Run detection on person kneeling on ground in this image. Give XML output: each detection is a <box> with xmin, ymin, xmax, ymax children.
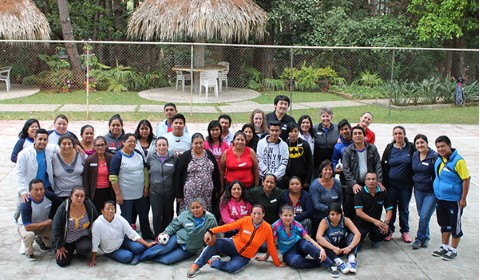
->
<box><xmin>317</xmin><ymin>203</ymin><xmax>361</xmax><ymax>275</ymax></box>
<box><xmin>89</xmin><ymin>201</ymin><xmax>156</xmax><ymax>266</ymax></box>
<box><xmin>139</xmin><ymin>198</ymin><xmax>217</xmax><ymax>264</ymax></box>
<box><xmin>187</xmin><ymin>204</ymin><xmax>285</xmax><ymax>278</ymax></box>
<box><xmin>18</xmin><ymin>179</ymin><xmax>61</xmax><ymax>261</ymax></box>
<box><xmin>353</xmin><ymin>172</ymin><xmax>392</xmax><ymax>249</ymax></box>
<box><xmin>257</xmin><ymin>205</ymin><xmax>338</xmax><ymax>278</ymax></box>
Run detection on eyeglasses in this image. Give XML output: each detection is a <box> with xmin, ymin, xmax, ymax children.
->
<box><xmin>94</xmin><ymin>144</ymin><xmax>106</xmax><ymax>147</ymax></box>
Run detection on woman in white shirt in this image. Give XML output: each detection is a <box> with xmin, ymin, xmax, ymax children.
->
<box><xmin>89</xmin><ymin>201</ymin><xmax>156</xmax><ymax>266</ymax></box>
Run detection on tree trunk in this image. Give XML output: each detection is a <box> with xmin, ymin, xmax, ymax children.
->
<box><xmin>253</xmin><ymin>23</ymin><xmax>274</xmax><ymax>79</ymax></box>
<box><xmin>57</xmin><ymin>0</ymin><xmax>83</xmax><ymax>88</ymax></box>
<box><xmin>105</xmin><ymin>0</ymin><xmax>115</xmax><ymax>66</ymax></box>
<box><xmin>451</xmin><ymin>36</ymin><xmax>465</xmax><ymax>80</ymax></box>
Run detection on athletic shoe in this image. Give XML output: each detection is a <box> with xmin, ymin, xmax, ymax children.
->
<box><xmin>19</xmin><ymin>241</ymin><xmax>25</xmax><ymax>255</ymax></box>
<box><xmin>402</xmin><ymin>232</ymin><xmax>412</xmax><ymax>243</ymax></box>
<box><xmin>384</xmin><ymin>232</ymin><xmax>393</xmax><ymax>242</ymax></box>
<box><xmin>35</xmin><ymin>237</ymin><xmax>51</xmax><ymax>252</ymax></box>
<box><xmin>349</xmin><ymin>262</ymin><xmax>357</xmax><ymax>274</ymax></box>
<box><xmin>338</xmin><ymin>262</ymin><xmax>349</xmax><ymax>274</ymax></box>
<box><xmin>330</xmin><ymin>266</ymin><xmax>339</xmax><ymax>278</ymax></box>
<box><xmin>207</xmin><ymin>255</ymin><xmax>221</xmax><ymax>266</ymax></box>
<box><xmin>442</xmin><ymin>250</ymin><xmax>457</xmax><ymax>261</ymax></box>
<box><xmin>26</xmin><ymin>254</ymin><xmax>36</xmax><ymax>261</ymax></box>
<box><xmin>412</xmin><ymin>241</ymin><xmax>422</xmax><ymax>250</ymax></box>
<box><xmin>187</xmin><ymin>264</ymin><xmax>200</xmax><ymax>278</ymax></box>
<box><xmin>422</xmin><ymin>240</ymin><xmax>429</xmax><ymax>248</ymax></box>
<box><xmin>432</xmin><ymin>247</ymin><xmax>449</xmax><ymax>257</ymax></box>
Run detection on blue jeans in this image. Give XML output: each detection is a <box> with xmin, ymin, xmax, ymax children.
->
<box><xmin>195</xmin><ymin>238</ymin><xmax>250</xmax><ymax>273</ymax></box>
<box><xmin>139</xmin><ymin>235</ymin><xmax>193</xmax><ymax>264</ymax></box>
<box><xmin>106</xmin><ymin>237</ymin><xmax>147</xmax><ymax>263</ymax></box>
<box><xmin>283</xmin><ymin>239</ymin><xmax>333</xmax><ymax>269</ymax></box>
<box><xmin>387</xmin><ymin>182</ymin><xmax>413</xmax><ymax>233</ymax></box>
<box><xmin>120</xmin><ymin>196</ymin><xmax>154</xmax><ymax>239</ymax></box>
<box><xmin>414</xmin><ymin>189</ymin><xmax>436</xmax><ymax>243</ymax></box>
<box><xmin>323</xmin><ymin>233</ymin><xmax>358</xmax><ymax>260</ymax></box>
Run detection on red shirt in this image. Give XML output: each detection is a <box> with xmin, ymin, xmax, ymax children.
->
<box><xmin>225</xmin><ymin>146</ymin><xmax>254</xmax><ymax>187</ymax></box>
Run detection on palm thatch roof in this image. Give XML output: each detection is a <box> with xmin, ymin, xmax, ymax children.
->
<box><xmin>127</xmin><ymin>0</ymin><xmax>267</xmax><ymax>42</ymax></box>
<box><xmin>0</xmin><ymin>0</ymin><xmax>50</xmax><ymax>40</ymax></box>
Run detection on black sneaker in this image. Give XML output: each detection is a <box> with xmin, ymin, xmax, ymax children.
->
<box><xmin>432</xmin><ymin>247</ymin><xmax>449</xmax><ymax>257</ymax></box>
<box><xmin>35</xmin><ymin>237</ymin><xmax>51</xmax><ymax>252</ymax></box>
<box><xmin>442</xmin><ymin>250</ymin><xmax>457</xmax><ymax>261</ymax></box>
<box><xmin>330</xmin><ymin>266</ymin><xmax>340</xmax><ymax>278</ymax></box>
<box><xmin>26</xmin><ymin>254</ymin><xmax>36</xmax><ymax>261</ymax></box>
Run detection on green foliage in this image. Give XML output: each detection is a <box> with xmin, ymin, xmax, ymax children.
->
<box><xmin>262</xmin><ymin>78</ymin><xmax>285</xmax><ymax>91</ymax></box>
<box><xmin>464</xmin><ymin>81</ymin><xmax>480</xmax><ymax>101</ymax></box>
<box><xmin>408</xmin><ymin>0</ymin><xmax>479</xmax><ymax>41</ymax></box>
<box><xmin>354</xmin><ymin>71</ymin><xmax>383</xmax><ymax>87</ymax></box>
<box><xmin>280</xmin><ymin>63</ymin><xmax>341</xmax><ymax>92</ymax></box>
<box><xmin>38</xmin><ymin>54</ymin><xmax>70</xmax><ymax>70</ymax></box>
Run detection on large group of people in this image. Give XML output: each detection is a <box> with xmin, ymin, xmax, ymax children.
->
<box><xmin>12</xmin><ymin>97</ymin><xmax>471</xmax><ymax>278</ymax></box>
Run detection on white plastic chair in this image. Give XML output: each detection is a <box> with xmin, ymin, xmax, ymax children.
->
<box><xmin>217</xmin><ymin>62</ymin><xmax>229</xmax><ymax>91</ymax></box>
<box><xmin>0</xmin><ymin>66</ymin><xmax>12</xmax><ymax>91</ymax></box>
<box><xmin>199</xmin><ymin>70</ymin><xmax>219</xmax><ymax>99</ymax></box>
<box><xmin>175</xmin><ymin>70</ymin><xmax>191</xmax><ymax>91</ymax></box>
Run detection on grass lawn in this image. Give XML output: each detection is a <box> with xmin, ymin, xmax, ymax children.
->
<box><xmin>0</xmin><ymin>90</ymin><xmax>477</xmax><ymax>124</ymax></box>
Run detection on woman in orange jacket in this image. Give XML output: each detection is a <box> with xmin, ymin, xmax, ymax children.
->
<box><xmin>187</xmin><ymin>205</ymin><xmax>285</xmax><ymax>277</ymax></box>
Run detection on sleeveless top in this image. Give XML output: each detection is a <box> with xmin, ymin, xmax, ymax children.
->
<box><xmin>324</xmin><ymin>216</ymin><xmax>347</xmax><ymax>244</ymax></box>
<box><xmin>225</xmin><ymin>146</ymin><xmax>254</xmax><ymax>187</ymax></box>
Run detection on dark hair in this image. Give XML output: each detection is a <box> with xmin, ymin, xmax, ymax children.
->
<box><xmin>103</xmin><ymin>200</ymin><xmax>116</xmax><ymax>210</ymax></box>
<box><xmin>252</xmin><ymin>204</ymin><xmax>265</xmax><ymax>214</ymax></box>
<box><xmin>94</xmin><ymin>136</ymin><xmax>107</xmax><ymax>146</ymax></box>
<box><xmin>29</xmin><ymin>178</ymin><xmax>44</xmax><ymax>191</ymax></box>
<box><xmin>366</xmin><ymin>171</ymin><xmax>378</xmax><ymax>178</ymax></box>
<box><xmin>268</xmin><ymin>120</ymin><xmax>281</xmax><ymax>128</ymax></box>
<box><xmin>171</xmin><ymin>113</ymin><xmax>186</xmax><ymax>124</ymax></box>
<box><xmin>280</xmin><ymin>205</ymin><xmax>294</xmax><ymax>215</ymax></box>
<box><xmin>264</xmin><ymin>173</ymin><xmax>277</xmax><ymax>183</ymax></box>
<box><xmin>108</xmin><ymin>114</ymin><xmax>123</xmax><ymax>126</ymax></box>
<box><xmin>58</xmin><ymin>135</ymin><xmax>76</xmax><ymax>147</ymax></box>
<box><xmin>164</xmin><ymin>103</ymin><xmax>177</xmax><ymax>110</ymax></box>
<box><xmin>286</xmin><ymin>121</ymin><xmax>298</xmax><ymax>133</ymax></box>
<box><xmin>70</xmin><ymin>186</ymin><xmax>86</xmax><ymax>198</ymax></box>
<box><xmin>19</xmin><ymin>119</ymin><xmax>40</xmax><ymax>138</ymax></box>
<box><xmin>361</xmin><ymin>112</ymin><xmax>373</xmax><ymax>118</ymax></box>
<box><xmin>289</xmin><ymin>176</ymin><xmax>302</xmax><ymax>185</ymax></box>
<box><xmin>242</xmin><ymin>123</ymin><xmax>255</xmax><ymax>133</ymax></box>
<box><xmin>351</xmin><ymin>125</ymin><xmax>365</xmax><ymax>136</ymax></box>
<box><xmin>134</xmin><ymin>119</ymin><xmax>155</xmax><ymax>144</ymax></box>
<box><xmin>155</xmin><ymin>136</ymin><xmax>169</xmax><ymax>146</ymax></box>
<box><xmin>54</xmin><ymin>114</ymin><xmax>69</xmax><ymax>124</ymax></box>
<box><xmin>274</xmin><ymin>95</ymin><xmax>290</xmax><ymax>106</ymax></box>
<box><xmin>123</xmin><ymin>133</ymin><xmax>137</xmax><ymax>142</ymax></box>
<box><xmin>206</xmin><ymin>120</ymin><xmax>223</xmax><ymax>145</ymax></box>
<box><xmin>35</xmin><ymin>128</ymin><xmax>48</xmax><ymax>138</ymax></box>
<box><xmin>327</xmin><ymin>202</ymin><xmax>343</xmax><ymax>217</ymax></box>
<box><xmin>191</xmin><ymin>132</ymin><xmax>205</xmax><ymax>142</ymax></box>
<box><xmin>318</xmin><ymin>159</ymin><xmax>333</xmax><ymax>177</ymax></box>
<box><xmin>233</xmin><ymin>130</ymin><xmax>246</xmax><ymax>142</ymax></box>
<box><xmin>391</xmin><ymin>125</ymin><xmax>409</xmax><ymax>144</ymax></box>
<box><xmin>414</xmin><ymin>134</ymin><xmax>428</xmax><ymax>144</ymax></box>
<box><xmin>220</xmin><ymin>180</ymin><xmax>249</xmax><ymax>208</ymax></box>
<box><xmin>218</xmin><ymin>114</ymin><xmax>232</xmax><ymax>126</ymax></box>
<box><xmin>297</xmin><ymin>115</ymin><xmax>314</xmax><ymax>137</ymax></box>
<box><xmin>337</xmin><ymin>118</ymin><xmax>351</xmax><ymax>131</ymax></box>
<box><xmin>80</xmin><ymin>124</ymin><xmax>94</xmax><ymax>136</ymax></box>
<box><xmin>435</xmin><ymin>135</ymin><xmax>451</xmax><ymax>146</ymax></box>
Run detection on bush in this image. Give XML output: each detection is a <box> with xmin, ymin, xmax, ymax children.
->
<box><xmin>280</xmin><ymin>62</ymin><xmax>341</xmax><ymax>92</ymax></box>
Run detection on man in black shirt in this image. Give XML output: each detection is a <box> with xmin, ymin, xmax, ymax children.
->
<box><xmin>265</xmin><ymin>95</ymin><xmax>295</xmax><ymax>141</ymax></box>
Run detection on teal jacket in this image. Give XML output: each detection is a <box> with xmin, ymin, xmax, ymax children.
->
<box><xmin>164</xmin><ymin>210</ymin><xmax>217</xmax><ymax>254</ymax></box>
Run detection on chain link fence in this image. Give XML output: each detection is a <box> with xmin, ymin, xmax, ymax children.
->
<box><xmin>0</xmin><ymin>40</ymin><xmax>478</xmax><ymax>115</ymax></box>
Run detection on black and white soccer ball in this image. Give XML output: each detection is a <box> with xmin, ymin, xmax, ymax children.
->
<box><xmin>157</xmin><ymin>233</ymin><xmax>170</xmax><ymax>245</ymax></box>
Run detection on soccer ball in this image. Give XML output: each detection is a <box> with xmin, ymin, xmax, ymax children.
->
<box><xmin>157</xmin><ymin>233</ymin><xmax>170</xmax><ymax>245</ymax></box>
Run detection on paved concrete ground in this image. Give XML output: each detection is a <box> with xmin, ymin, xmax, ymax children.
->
<box><xmin>0</xmin><ymin>121</ymin><xmax>478</xmax><ymax>280</ymax></box>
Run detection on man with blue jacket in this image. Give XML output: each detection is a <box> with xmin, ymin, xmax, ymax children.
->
<box><xmin>431</xmin><ymin>136</ymin><xmax>470</xmax><ymax>261</ymax></box>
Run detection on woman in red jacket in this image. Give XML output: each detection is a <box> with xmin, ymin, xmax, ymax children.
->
<box><xmin>187</xmin><ymin>205</ymin><xmax>285</xmax><ymax>277</ymax></box>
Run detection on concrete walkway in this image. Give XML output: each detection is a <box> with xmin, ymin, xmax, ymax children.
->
<box><xmin>0</xmin><ymin>121</ymin><xmax>478</xmax><ymax>279</ymax></box>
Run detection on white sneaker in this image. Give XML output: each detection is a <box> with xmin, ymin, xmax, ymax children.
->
<box><xmin>19</xmin><ymin>241</ymin><xmax>25</xmax><ymax>255</ymax></box>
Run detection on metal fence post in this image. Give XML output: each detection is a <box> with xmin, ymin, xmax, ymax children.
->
<box><xmin>289</xmin><ymin>48</ymin><xmax>293</xmax><ymax>115</ymax></box>
<box><xmin>85</xmin><ymin>39</ymin><xmax>90</xmax><ymax>119</ymax></box>
<box><xmin>388</xmin><ymin>49</ymin><xmax>395</xmax><ymax>123</ymax></box>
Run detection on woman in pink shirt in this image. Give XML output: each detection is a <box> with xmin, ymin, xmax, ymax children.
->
<box><xmin>219</xmin><ymin>181</ymin><xmax>252</xmax><ymax>237</ymax></box>
<box><xmin>204</xmin><ymin>120</ymin><xmax>229</xmax><ymax>166</ymax></box>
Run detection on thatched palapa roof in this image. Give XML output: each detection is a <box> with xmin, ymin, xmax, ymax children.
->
<box><xmin>127</xmin><ymin>0</ymin><xmax>267</xmax><ymax>42</ymax></box>
<box><xmin>0</xmin><ymin>0</ymin><xmax>50</xmax><ymax>40</ymax></box>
